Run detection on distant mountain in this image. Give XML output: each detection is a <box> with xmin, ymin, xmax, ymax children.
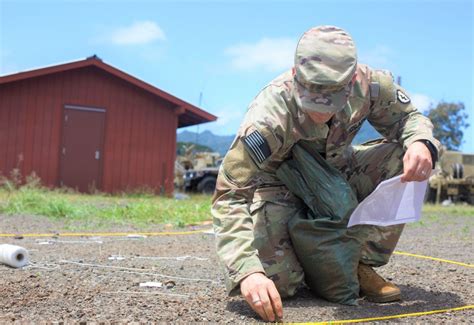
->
<box><xmin>177</xmin><ymin>123</ymin><xmax>382</xmax><ymax>157</ymax></box>
<box><xmin>177</xmin><ymin>130</ymin><xmax>235</xmax><ymax>156</ymax></box>
<box><xmin>176</xmin><ymin>142</ymin><xmax>213</xmax><ymax>155</ymax></box>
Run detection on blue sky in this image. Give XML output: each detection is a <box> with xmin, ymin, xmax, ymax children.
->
<box><xmin>1</xmin><ymin>0</ymin><xmax>473</xmax><ymax>151</ymax></box>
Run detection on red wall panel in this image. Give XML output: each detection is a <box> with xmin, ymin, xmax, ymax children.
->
<box><xmin>0</xmin><ymin>85</ymin><xmax>8</xmax><ymax>172</ymax></box>
<box><xmin>48</xmin><ymin>73</ymin><xmax>64</xmax><ymax>186</ymax></box>
<box><xmin>0</xmin><ymin>83</ymin><xmax>12</xmax><ymax>173</ymax></box>
<box><xmin>33</xmin><ymin>77</ymin><xmax>46</xmax><ymax>178</ymax></box>
<box><xmin>114</xmin><ymin>79</ymin><xmax>130</xmax><ymax>192</ymax></box>
<box><xmin>101</xmin><ymin>73</ymin><xmax>115</xmax><ymax>192</ymax></box>
<box><xmin>39</xmin><ymin>75</ymin><xmax>53</xmax><ymax>183</ymax></box>
<box><xmin>6</xmin><ymin>81</ymin><xmax>21</xmax><ymax>171</ymax></box>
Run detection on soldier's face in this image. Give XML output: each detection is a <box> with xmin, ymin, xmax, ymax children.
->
<box><xmin>306</xmin><ymin>111</ymin><xmax>335</xmax><ymax>124</ymax></box>
<box><xmin>305</xmin><ymin>73</ymin><xmax>357</xmax><ymax>124</ymax></box>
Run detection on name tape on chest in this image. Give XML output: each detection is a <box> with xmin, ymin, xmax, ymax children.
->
<box><xmin>396</xmin><ymin>89</ymin><xmax>411</xmax><ymax>104</ymax></box>
<box><xmin>243</xmin><ymin>130</ymin><xmax>271</xmax><ymax>164</ymax></box>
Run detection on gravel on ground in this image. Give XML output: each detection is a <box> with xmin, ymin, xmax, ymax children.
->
<box><xmin>0</xmin><ymin>212</ymin><xmax>472</xmax><ymax>323</ymax></box>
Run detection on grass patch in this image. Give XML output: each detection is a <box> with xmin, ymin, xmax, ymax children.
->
<box><xmin>0</xmin><ymin>182</ymin><xmax>212</xmax><ymax>229</ymax></box>
<box><xmin>422</xmin><ymin>204</ymin><xmax>474</xmax><ymax>216</ymax></box>
<box><xmin>1</xmin><ymin>171</ymin><xmax>472</xmax><ymax>231</ymax></box>
<box><xmin>408</xmin><ymin>203</ymin><xmax>474</xmax><ymax>228</ymax></box>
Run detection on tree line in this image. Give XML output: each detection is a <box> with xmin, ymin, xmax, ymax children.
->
<box><xmin>425</xmin><ymin>101</ymin><xmax>469</xmax><ymax>151</ymax></box>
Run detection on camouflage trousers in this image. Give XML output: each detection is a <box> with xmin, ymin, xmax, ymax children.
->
<box><xmin>250</xmin><ymin>141</ymin><xmax>405</xmax><ymax>297</ymax></box>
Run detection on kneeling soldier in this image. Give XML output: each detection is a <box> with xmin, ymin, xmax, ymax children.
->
<box><xmin>212</xmin><ymin>25</ymin><xmax>440</xmax><ymax>322</ymax></box>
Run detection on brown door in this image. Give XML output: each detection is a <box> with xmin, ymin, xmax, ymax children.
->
<box><xmin>59</xmin><ymin>105</ymin><xmax>106</xmax><ymax>192</ymax></box>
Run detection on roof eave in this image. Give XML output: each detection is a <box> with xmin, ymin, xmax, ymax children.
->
<box><xmin>0</xmin><ymin>57</ymin><xmax>217</xmax><ymax>125</ymax></box>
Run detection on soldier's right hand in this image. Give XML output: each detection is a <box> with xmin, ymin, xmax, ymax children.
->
<box><xmin>240</xmin><ymin>272</ymin><xmax>283</xmax><ymax>322</ymax></box>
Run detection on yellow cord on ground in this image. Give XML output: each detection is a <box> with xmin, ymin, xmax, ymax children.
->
<box><xmin>291</xmin><ymin>305</ymin><xmax>474</xmax><ymax>324</ymax></box>
<box><xmin>0</xmin><ymin>230</ymin><xmax>472</xmax><ymax>323</ymax></box>
<box><xmin>0</xmin><ymin>229</ymin><xmax>210</xmax><ymax>237</ymax></box>
<box><xmin>394</xmin><ymin>251</ymin><xmax>473</xmax><ymax>268</ymax></box>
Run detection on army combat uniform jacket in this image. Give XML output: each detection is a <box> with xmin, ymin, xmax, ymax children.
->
<box><xmin>211</xmin><ymin>64</ymin><xmax>441</xmax><ymax>294</ymax></box>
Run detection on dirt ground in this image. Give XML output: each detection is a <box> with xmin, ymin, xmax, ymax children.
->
<box><xmin>0</xmin><ymin>213</ymin><xmax>473</xmax><ymax>323</ymax></box>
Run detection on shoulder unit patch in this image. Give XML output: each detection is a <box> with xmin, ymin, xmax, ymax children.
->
<box><xmin>396</xmin><ymin>89</ymin><xmax>411</xmax><ymax>104</ymax></box>
<box><xmin>243</xmin><ymin>130</ymin><xmax>272</xmax><ymax>164</ymax></box>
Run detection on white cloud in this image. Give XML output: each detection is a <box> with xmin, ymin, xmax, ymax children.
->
<box><xmin>359</xmin><ymin>45</ymin><xmax>393</xmax><ymax>69</ymax></box>
<box><xmin>214</xmin><ymin>108</ymin><xmax>244</xmax><ymax>127</ymax></box>
<box><xmin>110</xmin><ymin>21</ymin><xmax>166</xmax><ymax>45</ymax></box>
<box><xmin>225</xmin><ymin>38</ymin><xmax>295</xmax><ymax>72</ymax></box>
<box><xmin>411</xmin><ymin>93</ymin><xmax>436</xmax><ymax>112</ymax></box>
<box><xmin>198</xmin><ymin>106</ymin><xmax>244</xmax><ymax>135</ymax></box>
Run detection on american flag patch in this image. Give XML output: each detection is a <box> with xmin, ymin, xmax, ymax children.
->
<box><xmin>243</xmin><ymin>130</ymin><xmax>271</xmax><ymax>164</ymax></box>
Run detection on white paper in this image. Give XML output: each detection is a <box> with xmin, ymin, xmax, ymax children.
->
<box><xmin>348</xmin><ymin>175</ymin><xmax>428</xmax><ymax>227</ymax></box>
<box><xmin>127</xmin><ymin>234</ymin><xmax>147</xmax><ymax>239</ymax></box>
<box><xmin>108</xmin><ymin>255</ymin><xmax>126</xmax><ymax>261</ymax></box>
<box><xmin>139</xmin><ymin>281</ymin><xmax>163</xmax><ymax>288</ymax></box>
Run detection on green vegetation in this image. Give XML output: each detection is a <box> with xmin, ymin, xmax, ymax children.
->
<box><xmin>422</xmin><ymin>204</ymin><xmax>474</xmax><ymax>217</ymax></box>
<box><xmin>409</xmin><ymin>204</ymin><xmax>474</xmax><ymax>233</ymax></box>
<box><xmin>425</xmin><ymin>101</ymin><xmax>469</xmax><ymax>150</ymax></box>
<box><xmin>177</xmin><ymin>130</ymin><xmax>235</xmax><ymax>156</ymax></box>
<box><xmin>1</xmin><ymin>171</ymin><xmax>473</xmax><ymax>232</ymax></box>
<box><xmin>0</xmin><ymin>172</ymin><xmax>212</xmax><ymax>230</ymax></box>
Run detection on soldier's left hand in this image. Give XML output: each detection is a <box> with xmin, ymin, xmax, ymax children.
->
<box><xmin>401</xmin><ymin>141</ymin><xmax>433</xmax><ymax>182</ymax></box>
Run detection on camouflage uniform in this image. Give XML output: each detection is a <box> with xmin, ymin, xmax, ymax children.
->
<box><xmin>211</xmin><ymin>26</ymin><xmax>441</xmax><ymax>297</ymax></box>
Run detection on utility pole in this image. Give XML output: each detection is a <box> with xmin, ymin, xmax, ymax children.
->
<box><xmin>195</xmin><ymin>91</ymin><xmax>203</xmax><ymax>146</ymax></box>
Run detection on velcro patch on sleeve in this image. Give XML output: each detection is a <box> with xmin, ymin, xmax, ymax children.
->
<box><xmin>221</xmin><ymin>139</ymin><xmax>258</xmax><ymax>186</ymax></box>
<box><xmin>243</xmin><ymin>130</ymin><xmax>272</xmax><ymax>164</ymax></box>
<box><xmin>396</xmin><ymin>89</ymin><xmax>411</xmax><ymax>104</ymax></box>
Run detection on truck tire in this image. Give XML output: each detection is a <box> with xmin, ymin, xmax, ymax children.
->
<box><xmin>197</xmin><ymin>176</ymin><xmax>216</xmax><ymax>194</ymax></box>
<box><xmin>452</xmin><ymin>163</ymin><xmax>464</xmax><ymax>179</ymax></box>
<box><xmin>468</xmin><ymin>195</ymin><xmax>474</xmax><ymax>205</ymax></box>
<box><xmin>424</xmin><ymin>187</ymin><xmax>436</xmax><ymax>203</ymax></box>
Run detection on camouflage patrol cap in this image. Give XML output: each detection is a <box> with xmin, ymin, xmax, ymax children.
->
<box><xmin>294</xmin><ymin>25</ymin><xmax>357</xmax><ymax>113</ymax></box>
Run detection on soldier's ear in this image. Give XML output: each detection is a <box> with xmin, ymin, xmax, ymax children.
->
<box><xmin>292</xmin><ymin>67</ymin><xmax>296</xmax><ymax>76</ymax></box>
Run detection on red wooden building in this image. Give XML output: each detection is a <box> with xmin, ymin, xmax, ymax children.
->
<box><xmin>0</xmin><ymin>56</ymin><xmax>216</xmax><ymax>194</ymax></box>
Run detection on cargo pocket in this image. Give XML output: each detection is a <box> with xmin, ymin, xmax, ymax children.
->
<box><xmin>249</xmin><ymin>199</ymin><xmax>274</xmax><ymax>259</ymax></box>
<box><xmin>249</xmin><ymin>187</ymin><xmax>304</xmax><ymax>296</ymax></box>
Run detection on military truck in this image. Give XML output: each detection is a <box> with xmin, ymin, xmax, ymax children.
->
<box><xmin>182</xmin><ymin>152</ymin><xmax>221</xmax><ymax>194</ymax></box>
<box><xmin>175</xmin><ymin>144</ymin><xmax>221</xmax><ymax>194</ymax></box>
<box><xmin>426</xmin><ymin>150</ymin><xmax>474</xmax><ymax>204</ymax></box>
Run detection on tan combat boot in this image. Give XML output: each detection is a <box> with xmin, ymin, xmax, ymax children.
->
<box><xmin>358</xmin><ymin>264</ymin><xmax>401</xmax><ymax>303</ymax></box>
